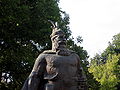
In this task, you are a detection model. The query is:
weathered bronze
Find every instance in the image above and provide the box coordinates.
[22,22,87,90]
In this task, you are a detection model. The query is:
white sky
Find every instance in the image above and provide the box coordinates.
[59,0,120,58]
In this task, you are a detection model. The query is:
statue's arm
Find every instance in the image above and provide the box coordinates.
[22,54,46,90]
[76,54,88,90]
[76,54,83,79]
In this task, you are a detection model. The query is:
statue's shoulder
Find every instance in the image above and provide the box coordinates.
[68,49,79,57]
[67,49,76,54]
[42,50,56,54]
[66,49,77,56]
[41,49,76,56]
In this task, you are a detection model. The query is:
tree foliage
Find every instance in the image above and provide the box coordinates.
[0,0,90,90]
[89,33,120,90]
[67,36,89,61]
[101,33,120,63]
[0,0,71,89]
[89,54,120,90]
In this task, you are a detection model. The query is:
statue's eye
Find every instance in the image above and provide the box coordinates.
[59,35,64,38]
[59,36,62,38]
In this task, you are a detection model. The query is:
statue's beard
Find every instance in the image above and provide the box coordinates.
[57,41,66,48]
[52,41,70,56]
[53,41,66,50]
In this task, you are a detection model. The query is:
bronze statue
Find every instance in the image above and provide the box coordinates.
[22,22,87,90]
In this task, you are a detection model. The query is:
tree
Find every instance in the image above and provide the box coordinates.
[0,0,71,89]
[67,36,89,61]
[89,33,120,90]
[89,54,120,90]
[101,33,120,63]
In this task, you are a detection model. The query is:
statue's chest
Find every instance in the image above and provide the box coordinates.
[45,54,78,67]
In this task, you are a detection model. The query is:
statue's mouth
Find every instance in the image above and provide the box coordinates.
[58,41,66,45]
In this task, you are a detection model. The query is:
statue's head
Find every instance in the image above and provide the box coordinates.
[49,22,66,51]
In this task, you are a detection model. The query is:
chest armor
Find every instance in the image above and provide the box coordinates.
[44,54,78,81]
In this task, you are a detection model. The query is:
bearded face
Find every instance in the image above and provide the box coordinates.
[52,34,66,50]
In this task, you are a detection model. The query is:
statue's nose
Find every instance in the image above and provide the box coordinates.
[63,38,66,42]
[60,38,66,42]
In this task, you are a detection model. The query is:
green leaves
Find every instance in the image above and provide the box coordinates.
[89,33,120,90]
[0,0,71,89]
[89,54,120,90]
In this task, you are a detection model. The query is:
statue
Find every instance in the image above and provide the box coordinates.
[22,21,88,90]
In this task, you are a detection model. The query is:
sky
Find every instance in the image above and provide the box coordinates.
[59,0,120,58]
